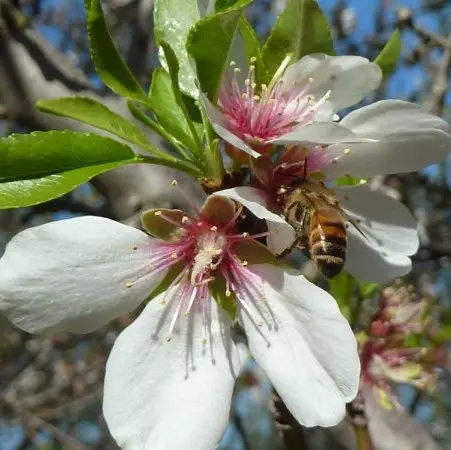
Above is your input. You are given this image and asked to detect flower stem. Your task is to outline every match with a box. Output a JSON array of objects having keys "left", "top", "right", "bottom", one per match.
[
  {"left": 347, "top": 393, "right": 374, "bottom": 450},
  {"left": 200, "top": 102, "right": 224, "bottom": 181},
  {"left": 271, "top": 389, "right": 309, "bottom": 450},
  {"left": 355, "top": 425, "right": 374, "bottom": 450}
]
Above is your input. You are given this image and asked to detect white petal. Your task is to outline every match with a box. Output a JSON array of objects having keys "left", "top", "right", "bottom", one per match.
[
  {"left": 103, "top": 290, "right": 241, "bottom": 450},
  {"left": 240, "top": 264, "right": 360, "bottom": 427},
  {"left": 336, "top": 185, "right": 419, "bottom": 283},
  {"left": 199, "top": 93, "right": 260, "bottom": 158},
  {"left": 214, "top": 187, "right": 295, "bottom": 254},
  {"left": 0, "top": 217, "right": 164, "bottom": 335},
  {"left": 271, "top": 122, "right": 361, "bottom": 146},
  {"left": 325, "top": 100, "right": 451, "bottom": 178},
  {"left": 282, "top": 54, "right": 382, "bottom": 110}
]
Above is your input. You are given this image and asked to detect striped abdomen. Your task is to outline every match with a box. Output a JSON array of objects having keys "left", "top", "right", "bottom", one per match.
[{"left": 309, "top": 208, "right": 347, "bottom": 278}]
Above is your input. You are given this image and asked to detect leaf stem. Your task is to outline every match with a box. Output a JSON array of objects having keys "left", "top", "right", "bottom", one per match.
[
  {"left": 200, "top": 103, "right": 224, "bottom": 180},
  {"left": 127, "top": 101, "right": 191, "bottom": 160},
  {"left": 135, "top": 155, "right": 202, "bottom": 178}
]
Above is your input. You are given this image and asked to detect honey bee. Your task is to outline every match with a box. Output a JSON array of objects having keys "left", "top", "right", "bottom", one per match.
[{"left": 279, "top": 181, "right": 348, "bottom": 278}]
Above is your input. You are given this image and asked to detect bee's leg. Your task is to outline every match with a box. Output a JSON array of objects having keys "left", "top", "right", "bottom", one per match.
[{"left": 277, "top": 207, "right": 309, "bottom": 258}]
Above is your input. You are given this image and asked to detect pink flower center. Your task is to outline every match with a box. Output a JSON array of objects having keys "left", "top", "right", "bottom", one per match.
[
  {"left": 218, "top": 56, "right": 331, "bottom": 147},
  {"left": 138, "top": 211, "right": 269, "bottom": 342}
]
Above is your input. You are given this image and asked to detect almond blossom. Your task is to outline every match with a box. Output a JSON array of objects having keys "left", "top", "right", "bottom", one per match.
[
  {"left": 358, "top": 284, "right": 437, "bottom": 409},
  {"left": 201, "top": 53, "right": 451, "bottom": 284},
  {"left": 0, "top": 193, "right": 359, "bottom": 450}
]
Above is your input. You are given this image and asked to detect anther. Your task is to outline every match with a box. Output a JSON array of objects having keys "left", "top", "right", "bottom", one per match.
[
  {"left": 171, "top": 252, "right": 178, "bottom": 259},
  {"left": 226, "top": 290, "right": 231, "bottom": 297},
  {"left": 242, "top": 232, "right": 250, "bottom": 238},
  {"left": 171, "top": 180, "right": 178, "bottom": 186},
  {"left": 244, "top": 79, "right": 251, "bottom": 86},
  {"left": 308, "top": 77, "right": 314, "bottom": 83},
  {"left": 278, "top": 187, "right": 287, "bottom": 194},
  {"left": 253, "top": 95, "right": 260, "bottom": 101},
  {"left": 166, "top": 336, "right": 172, "bottom": 342},
  {"left": 154, "top": 211, "right": 162, "bottom": 216},
  {"left": 250, "top": 56, "right": 257, "bottom": 63},
  {"left": 182, "top": 216, "right": 190, "bottom": 223},
  {"left": 249, "top": 65, "right": 255, "bottom": 72},
  {"left": 132, "top": 246, "right": 138, "bottom": 250},
  {"left": 210, "top": 226, "right": 218, "bottom": 231},
  {"left": 242, "top": 260, "right": 248, "bottom": 266},
  {"left": 230, "top": 61, "right": 236, "bottom": 66},
  {"left": 201, "top": 338, "right": 207, "bottom": 345},
  {"left": 343, "top": 148, "right": 351, "bottom": 155},
  {"left": 125, "top": 281, "right": 133, "bottom": 288},
  {"left": 251, "top": 83, "right": 257, "bottom": 89}
]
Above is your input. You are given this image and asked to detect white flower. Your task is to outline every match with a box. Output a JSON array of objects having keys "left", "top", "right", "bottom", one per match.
[
  {"left": 202, "top": 53, "right": 382, "bottom": 157},
  {"left": 0, "top": 195, "right": 359, "bottom": 450},
  {"left": 218, "top": 183, "right": 419, "bottom": 284}
]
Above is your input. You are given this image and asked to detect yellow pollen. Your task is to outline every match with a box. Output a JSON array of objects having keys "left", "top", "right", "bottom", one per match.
[
  {"left": 242, "top": 232, "right": 250, "bottom": 238},
  {"left": 261, "top": 84, "right": 268, "bottom": 91},
  {"left": 201, "top": 338, "right": 207, "bottom": 345},
  {"left": 242, "top": 260, "right": 248, "bottom": 267},
  {"left": 184, "top": 311, "right": 190, "bottom": 317},
  {"left": 226, "top": 290, "right": 231, "bottom": 297},
  {"left": 253, "top": 95, "right": 260, "bottom": 101},
  {"left": 234, "top": 67, "right": 241, "bottom": 73},
  {"left": 210, "top": 226, "right": 218, "bottom": 231},
  {"left": 278, "top": 187, "right": 287, "bottom": 194},
  {"left": 154, "top": 210, "right": 162, "bottom": 216},
  {"left": 125, "top": 281, "right": 133, "bottom": 288},
  {"left": 182, "top": 216, "right": 190, "bottom": 223},
  {"left": 230, "top": 60, "right": 236, "bottom": 66},
  {"left": 251, "top": 82, "right": 257, "bottom": 89},
  {"left": 244, "top": 79, "right": 250, "bottom": 86},
  {"left": 250, "top": 56, "right": 257, "bottom": 63},
  {"left": 343, "top": 148, "right": 351, "bottom": 155},
  {"left": 249, "top": 65, "right": 255, "bottom": 72},
  {"left": 171, "top": 180, "right": 178, "bottom": 186}
]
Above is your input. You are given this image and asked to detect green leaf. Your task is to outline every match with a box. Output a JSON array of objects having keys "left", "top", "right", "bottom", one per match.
[
  {"left": 430, "top": 325, "right": 451, "bottom": 345},
  {"left": 149, "top": 68, "right": 200, "bottom": 152},
  {"left": 154, "top": 0, "right": 201, "bottom": 97},
  {"left": 187, "top": 1, "right": 252, "bottom": 100},
  {"left": 262, "top": 0, "right": 334, "bottom": 78},
  {"left": 158, "top": 42, "right": 203, "bottom": 153},
  {"left": 359, "top": 280, "right": 379, "bottom": 298},
  {"left": 85, "top": 0, "right": 148, "bottom": 102},
  {"left": 37, "top": 97, "right": 153, "bottom": 150},
  {"left": 239, "top": 17, "right": 268, "bottom": 84},
  {"left": 0, "top": 131, "right": 136, "bottom": 208},
  {"left": 329, "top": 271, "right": 355, "bottom": 318},
  {"left": 216, "top": 0, "right": 252, "bottom": 11},
  {"left": 374, "top": 30, "right": 402, "bottom": 78},
  {"left": 335, "top": 175, "right": 364, "bottom": 186}
]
